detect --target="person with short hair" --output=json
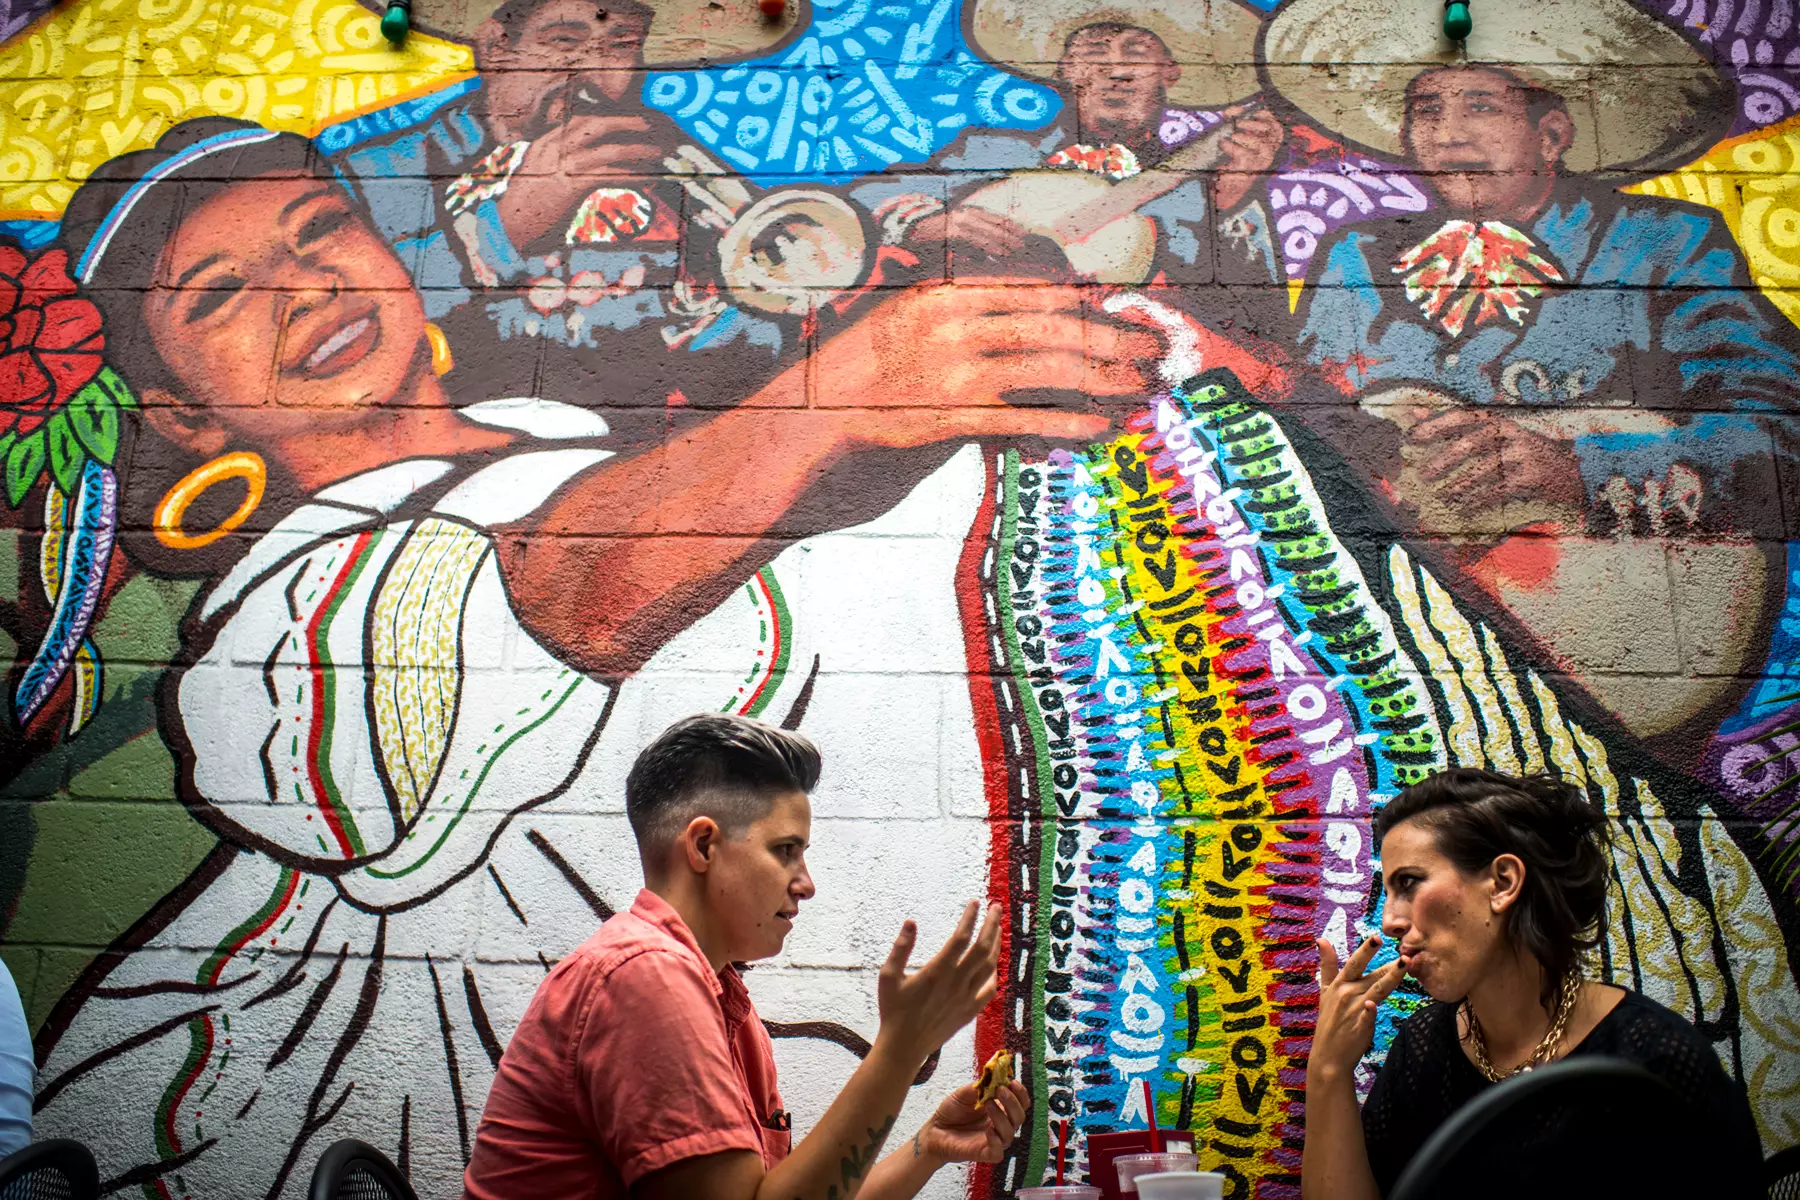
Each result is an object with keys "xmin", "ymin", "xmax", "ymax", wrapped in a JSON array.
[
  {"xmin": 1301, "ymin": 768, "xmax": 1764, "ymax": 1200},
  {"xmin": 463, "ymin": 713, "xmax": 1029, "ymax": 1200}
]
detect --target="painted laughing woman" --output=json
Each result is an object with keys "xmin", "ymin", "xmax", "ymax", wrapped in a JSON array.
[{"xmin": 27, "ymin": 118, "xmax": 1150, "ymax": 1198}]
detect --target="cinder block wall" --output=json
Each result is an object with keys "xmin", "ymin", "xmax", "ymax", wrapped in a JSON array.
[{"xmin": 2, "ymin": 0, "xmax": 1797, "ymax": 1195}]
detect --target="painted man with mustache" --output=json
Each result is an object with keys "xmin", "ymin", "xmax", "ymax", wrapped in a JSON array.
[
  {"xmin": 854, "ymin": 2, "xmax": 1286, "ymax": 294},
  {"xmin": 1270, "ymin": 0, "xmax": 1800, "ymax": 826},
  {"xmin": 327, "ymin": 0, "xmax": 797, "ymax": 408}
]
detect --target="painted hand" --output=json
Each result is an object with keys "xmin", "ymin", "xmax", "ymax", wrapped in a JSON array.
[
  {"xmin": 1404, "ymin": 407, "xmax": 1587, "ymax": 530},
  {"xmin": 916, "ymin": 1079, "xmax": 1030, "ymax": 1165},
  {"xmin": 812, "ymin": 280, "xmax": 1159, "ymax": 450},
  {"xmin": 1216, "ymin": 107, "xmax": 1285, "ymax": 213},
  {"xmin": 496, "ymin": 116, "xmax": 663, "ymax": 249},
  {"xmin": 1310, "ymin": 934, "xmax": 1405, "ymax": 1086},
  {"xmin": 909, "ymin": 207, "xmax": 1031, "ymax": 260}
]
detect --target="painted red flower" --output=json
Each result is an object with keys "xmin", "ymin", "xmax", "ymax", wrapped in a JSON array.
[{"xmin": 0, "ymin": 246, "xmax": 105, "ymax": 438}]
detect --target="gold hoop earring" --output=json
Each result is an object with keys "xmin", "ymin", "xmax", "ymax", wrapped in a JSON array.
[
  {"xmin": 154, "ymin": 451, "xmax": 267, "ymax": 551},
  {"xmin": 424, "ymin": 321, "xmax": 454, "ymax": 376}
]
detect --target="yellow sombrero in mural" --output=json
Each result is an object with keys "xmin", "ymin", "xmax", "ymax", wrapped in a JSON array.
[
  {"xmin": 1258, "ymin": 0, "xmax": 1731, "ymax": 173},
  {"xmin": 968, "ymin": 0, "xmax": 1264, "ymax": 110},
  {"xmin": 365, "ymin": 0, "xmax": 806, "ymax": 63}
]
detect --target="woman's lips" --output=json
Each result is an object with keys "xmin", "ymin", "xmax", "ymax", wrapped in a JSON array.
[{"xmin": 293, "ymin": 312, "xmax": 378, "ymax": 379}]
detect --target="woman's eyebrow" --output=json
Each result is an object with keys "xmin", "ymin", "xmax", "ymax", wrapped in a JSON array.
[
  {"xmin": 276, "ymin": 185, "xmax": 336, "ymax": 225},
  {"xmin": 174, "ymin": 252, "xmax": 226, "ymax": 290}
]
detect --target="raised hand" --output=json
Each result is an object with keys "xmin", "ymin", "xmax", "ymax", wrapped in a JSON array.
[
  {"xmin": 874, "ymin": 901, "xmax": 1003, "ymax": 1071},
  {"xmin": 1311, "ymin": 934, "xmax": 1406, "ymax": 1085},
  {"xmin": 1216, "ymin": 105, "xmax": 1286, "ymax": 213},
  {"xmin": 810, "ymin": 281, "xmax": 1159, "ymax": 450}
]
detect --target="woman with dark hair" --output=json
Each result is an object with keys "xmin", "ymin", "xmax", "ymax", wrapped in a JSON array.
[
  {"xmin": 29, "ymin": 116, "xmax": 1154, "ymax": 1197},
  {"xmin": 1301, "ymin": 767, "xmax": 1765, "ymax": 1200}
]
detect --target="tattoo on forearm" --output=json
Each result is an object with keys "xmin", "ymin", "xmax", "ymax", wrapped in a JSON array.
[
  {"xmin": 912, "ymin": 1130, "xmax": 922, "ymax": 1159},
  {"xmin": 814, "ymin": 1113, "xmax": 897, "ymax": 1200}
]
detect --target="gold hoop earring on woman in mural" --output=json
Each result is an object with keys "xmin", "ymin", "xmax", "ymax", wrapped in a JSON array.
[
  {"xmin": 425, "ymin": 321, "xmax": 454, "ymax": 375},
  {"xmin": 153, "ymin": 451, "xmax": 267, "ymax": 551}
]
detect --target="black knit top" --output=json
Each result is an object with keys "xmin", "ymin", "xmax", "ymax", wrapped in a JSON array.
[{"xmin": 1360, "ymin": 989, "xmax": 1764, "ymax": 1197}]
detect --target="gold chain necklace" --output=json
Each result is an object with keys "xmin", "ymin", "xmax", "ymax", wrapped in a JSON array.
[{"xmin": 1463, "ymin": 973, "xmax": 1583, "ymax": 1083}]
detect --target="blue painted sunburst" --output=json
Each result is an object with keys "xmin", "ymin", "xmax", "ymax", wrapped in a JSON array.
[{"xmin": 642, "ymin": 0, "xmax": 1062, "ymax": 185}]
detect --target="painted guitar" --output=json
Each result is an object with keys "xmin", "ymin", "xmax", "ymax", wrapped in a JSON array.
[{"xmin": 958, "ymin": 115, "xmax": 1241, "ymax": 283}]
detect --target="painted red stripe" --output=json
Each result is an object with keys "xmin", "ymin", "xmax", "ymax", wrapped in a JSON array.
[
  {"xmin": 304, "ymin": 532, "xmax": 374, "ymax": 858},
  {"xmin": 953, "ymin": 454, "xmax": 1012, "ymax": 1200},
  {"xmin": 739, "ymin": 571, "xmax": 781, "ymax": 715}
]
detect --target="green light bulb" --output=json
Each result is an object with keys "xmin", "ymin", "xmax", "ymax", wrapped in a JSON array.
[
  {"xmin": 1443, "ymin": 0, "xmax": 1472, "ymax": 40},
  {"xmin": 380, "ymin": 0, "xmax": 410, "ymax": 43}
]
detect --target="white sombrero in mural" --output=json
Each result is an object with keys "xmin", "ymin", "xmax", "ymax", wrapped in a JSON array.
[
  {"xmin": 1258, "ymin": 0, "xmax": 1731, "ymax": 173},
  {"xmin": 359, "ymin": 0, "xmax": 806, "ymax": 62},
  {"xmin": 968, "ymin": 0, "xmax": 1265, "ymax": 110}
]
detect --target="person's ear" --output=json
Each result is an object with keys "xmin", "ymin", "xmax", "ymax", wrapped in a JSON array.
[
  {"xmin": 1537, "ymin": 108, "xmax": 1575, "ymax": 170},
  {"xmin": 680, "ymin": 815, "xmax": 722, "ymax": 874},
  {"xmin": 140, "ymin": 387, "xmax": 231, "ymax": 460},
  {"xmin": 1487, "ymin": 853, "xmax": 1526, "ymax": 915},
  {"xmin": 1162, "ymin": 60, "xmax": 1182, "ymax": 90}
]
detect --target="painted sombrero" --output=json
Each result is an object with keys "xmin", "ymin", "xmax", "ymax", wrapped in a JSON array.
[
  {"xmin": 968, "ymin": 0, "xmax": 1264, "ymax": 110},
  {"xmin": 1258, "ymin": 0, "xmax": 1731, "ymax": 173},
  {"xmin": 362, "ymin": 0, "xmax": 805, "ymax": 63}
]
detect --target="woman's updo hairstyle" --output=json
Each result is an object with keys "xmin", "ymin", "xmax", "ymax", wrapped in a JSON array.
[{"xmin": 1374, "ymin": 768, "xmax": 1611, "ymax": 1003}]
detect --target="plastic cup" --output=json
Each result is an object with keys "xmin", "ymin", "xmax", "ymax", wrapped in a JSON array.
[
  {"xmin": 1113, "ymin": 1152, "xmax": 1200, "ymax": 1193},
  {"xmin": 1134, "ymin": 1173, "xmax": 1226, "ymax": 1200},
  {"xmin": 1016, "ymin": 1189, "xmax": 1102, "ymax": 1200}
]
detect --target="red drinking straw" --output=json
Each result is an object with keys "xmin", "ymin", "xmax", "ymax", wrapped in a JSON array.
[
  {"xmin": 1056, "ymin": 1118, "xmax": 1070, "ymax": 1185},
  {"xmin": 1143, "ymin": 1080, "xmax": 1161, "ymax": 1153}
]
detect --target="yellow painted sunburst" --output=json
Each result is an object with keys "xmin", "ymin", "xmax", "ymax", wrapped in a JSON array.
[
  {"xmin": 1629, "ymin": 115, "xmax": 1800, "ymax": 335},
  {"xmin": 0, "ymin": 0, "xmax": 472, "ymax": 218}
]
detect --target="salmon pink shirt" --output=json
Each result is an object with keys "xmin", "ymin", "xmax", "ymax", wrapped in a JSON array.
[{"xmin": 463, "ymin": 889, "xmax": 790, "ymax": 1198}]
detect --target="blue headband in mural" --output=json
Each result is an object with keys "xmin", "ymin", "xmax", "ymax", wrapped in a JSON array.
[{"xmin": 73, "ymin": 126, "xmax": 282, "ymax": 286}]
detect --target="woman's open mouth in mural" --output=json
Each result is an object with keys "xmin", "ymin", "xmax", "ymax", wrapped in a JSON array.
[{"xmin": 289, "ymin": 307, "xmax": 380, "ymax": 380}]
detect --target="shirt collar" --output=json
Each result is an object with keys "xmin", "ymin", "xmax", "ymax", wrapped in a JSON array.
[{"xmin": 629, "ymin": 889, "xmax": 752, "ymax": 1022}]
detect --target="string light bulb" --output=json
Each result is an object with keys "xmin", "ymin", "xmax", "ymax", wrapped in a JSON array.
[
  {"xmin": 1443, "ymin": 0, "xmax": 1472, "ymax": 40},
  {"xmin": 381, "ymin": 0, "xmax": 410, "ymax": 43}
]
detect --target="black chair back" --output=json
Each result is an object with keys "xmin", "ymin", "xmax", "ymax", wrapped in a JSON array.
[
  {"xmin": 1768, "ymin": 1143, "xmax": 1800, "ymax": 1200},
  {"xmin": 1388, "ymin": 1056, "xmax": 1729, "ymax": 1200},
  {"xmin": 0, "ymin": 1140, "xmax": 99, "ymax": 1200},
  {"xmin": 306, "ymin": 1139, "xmax": 419, "ymax": 1200}
]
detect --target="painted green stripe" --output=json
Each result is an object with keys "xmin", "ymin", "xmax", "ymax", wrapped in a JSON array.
[
  {"xmin": 367, "ymin": 672, "xmax": 587, "ymax": 879},
  {"xmin": 742, "ymin": 566, "xmax": 793, "ymax": 719},
  {"xmin": 313, "ymin": 530, "xmax": 384, "ymax": 858}
]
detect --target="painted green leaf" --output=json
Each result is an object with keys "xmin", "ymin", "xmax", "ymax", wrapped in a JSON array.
[
  {"xmin": 5, "ymin": 431, "xmax": 45, "ymax": 508},
  {"xmin": 46, "ymin": 411, "xmax": 85, "ymax": 495},
  {"xmin": 66, "ymin": 390, "xmax": 120, "ymax": 465},
  {"xmin": 90, "ymin": 365, "xmax": 138, "ymax": 412}
]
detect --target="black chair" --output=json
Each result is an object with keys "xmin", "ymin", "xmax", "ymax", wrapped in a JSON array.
[
  {"xmin": 307, "ymin": 1139, "xmax": 419, "ymax": 1200},
  {"xmin": 1768, "ymin": 1143, "xmax": 1800, "ymax": 1200},
  {"xmin": 1388, "ymin": 1056, "xmax": 1738, "ymax": 1200},
  {"xmin": 0, "ymin": 1140, "xmax": 99, "ymax": 1200}
]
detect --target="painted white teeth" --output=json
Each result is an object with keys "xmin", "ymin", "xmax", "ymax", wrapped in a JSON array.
[{"xmin": 305, "ymin": 316, "xmax": 370, "ymax": 371}]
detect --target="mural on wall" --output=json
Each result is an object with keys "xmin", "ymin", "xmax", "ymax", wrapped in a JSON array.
[{"xmin": 2, "ymin": 0, "xmax": 1800, "ymax": 1196}]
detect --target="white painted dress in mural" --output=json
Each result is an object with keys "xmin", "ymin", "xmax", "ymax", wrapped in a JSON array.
[{"xmin": 34, "ymin": 398, "xmax": 991, "ymax": 1200}]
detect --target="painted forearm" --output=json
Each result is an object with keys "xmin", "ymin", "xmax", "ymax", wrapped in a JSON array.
[{"xmin": 498, "ymin": 360, "xmax": 863, "ymax": 675}]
